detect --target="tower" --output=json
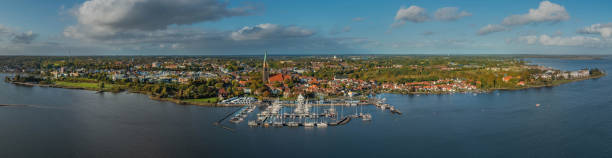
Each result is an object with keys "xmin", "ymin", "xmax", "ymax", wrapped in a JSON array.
[{"xmin": 262, "ymin": 51, "xmax": 269, "ymax": 84}]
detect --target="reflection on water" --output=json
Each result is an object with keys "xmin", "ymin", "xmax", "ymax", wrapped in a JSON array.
[{"xmin": 1, "ymin": 57, "xmax": 611, "ymax": 157}]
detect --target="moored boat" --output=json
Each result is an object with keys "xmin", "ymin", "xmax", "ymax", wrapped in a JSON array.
[{"xmin": 316, "ymin": 122, "xmax": 327, "ymax": 128}]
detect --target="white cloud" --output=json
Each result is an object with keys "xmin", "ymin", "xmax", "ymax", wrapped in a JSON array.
[
  {"xmin": 502, "ymin": 1, "xmax": 569, "ymax": 26},
  {"xmin": 578, "ymin": 23, "xmax": 612, "ymax": 38},
  {"xmin": 352, "ymin": 17, "xmax": 365, "ymax": 22},
  {"xmin": 65, "ymin": 0, "xmax": 254, "ymax": 40},
  {"xmin": 478, "ymin": 24, "xmax": 508, "ymax": 35},
  {"xmin": 519, "ymin": 34, "xmax": 604, "ymax": 47},
  {"xmin": 434, "ymin": 7, "xmax": 471, "ymax": 21},
  {"xmin": 230, "ymin": 23, "xmax": 314, "ymax": 41},
  {"xmin": 393, "ymin": 5, "xmax": 428, "ymax": 27}
]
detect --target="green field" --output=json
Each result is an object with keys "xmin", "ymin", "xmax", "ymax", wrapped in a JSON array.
[
  {"xmin": 55, "ymin": 81, "xmax": 100, "ymax": 89},
  {"xmin": 54, "ymin": 81, "xmax": 116, "ymax": 90},
  {"xmin": 183, "ymin": 97, "xmax": 218, "ymax": 103}
]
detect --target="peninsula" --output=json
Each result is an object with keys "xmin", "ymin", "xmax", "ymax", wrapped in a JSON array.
[{"xmin": 1, "ymin": 55, "xmax": 605, "ymax": 106}]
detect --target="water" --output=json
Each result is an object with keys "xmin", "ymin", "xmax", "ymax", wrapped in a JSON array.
[{"xmin": 1, "ymin": 57, "xmax": 611, "ymax": 158}]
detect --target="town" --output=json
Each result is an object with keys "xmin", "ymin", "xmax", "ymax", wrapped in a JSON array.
[{"xmin": 1, "ymin": 55, "xmax": 605, "ymax": 106}]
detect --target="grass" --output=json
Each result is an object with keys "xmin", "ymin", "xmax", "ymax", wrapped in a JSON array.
[
  {"xmin": 183, "ymin": 97, "xmax": 218, "ymax": 103},
  {"xmin": 55, "ymin": 81, "xmax": 100, "ymax": 89},
  {"xmin": 54, "ymin": 81, "xmax": 117, "ymax": 91}
]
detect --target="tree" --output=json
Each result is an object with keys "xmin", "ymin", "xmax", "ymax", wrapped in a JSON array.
[
  {"xmin": 215, "ymin": 83, "xmax": 224, "ymax": 89},
  {"xmin": 98, "ymin": 82, "xmax": 105, "ymax": 90},
  {"xmin": 160, "ymin": 87, "xmax": 168, "ymax": 98}
]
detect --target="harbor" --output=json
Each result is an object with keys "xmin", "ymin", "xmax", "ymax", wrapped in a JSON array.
[{"xmin": 217, "ymin": 95, "xmax": 397, "ymax": 128}]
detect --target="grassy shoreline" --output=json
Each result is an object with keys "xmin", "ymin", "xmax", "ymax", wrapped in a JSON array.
[{"xmin": 5, "ymin": 73, "xmax": 606, "ymax": 106}]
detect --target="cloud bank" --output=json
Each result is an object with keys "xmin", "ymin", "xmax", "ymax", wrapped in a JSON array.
[
  {"xmin": 0, "ymin": 24, "xmax": 39, "ymax": 44},
  {"xmin": 393, "ymin": 6, "xmax": 429, "ymax": 27},
  {"xmin": 519, "ymin": 34, "xmax": 605, "ymax": 47},
  {"xmin": 65, "ymin": 0, "xmax": 254, "ymax": 41},
  {"xmin": 578, "ymin": 23, "xmax": 612, "ymax": 38},
  {"xmin": 230, "ymin": 23, "xmax": 314, "ymax": 41},
  {"xmin": 478, "ymin": 24, "xmax": 508, "ymax": 35},
  {"xmin": 480, "ymin": 1, "xmax": 569, "ymax": 35},
  {"xmin": 502, "ymin": 1, "xmax": 569, "ymax": 26},
  {"xmin": 434, "ymin": 7, "xmax": 472, "ymax": 21}
]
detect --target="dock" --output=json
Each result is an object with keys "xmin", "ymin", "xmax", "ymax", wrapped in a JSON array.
[{"xmin": 216, "ymin": 95, "xmax": 398, "ymax": 129}]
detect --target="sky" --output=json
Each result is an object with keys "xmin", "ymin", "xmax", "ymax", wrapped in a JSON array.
[{"xmin": 0, "ymin": 0, "xmax": 611, "ymax": 55}]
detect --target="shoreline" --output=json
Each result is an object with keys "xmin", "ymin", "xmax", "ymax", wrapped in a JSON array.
[
  {"xmin": 5, "ymin": 73, "xmax": 605, "ymax": 107},
  {"xmin": 488, "ymin": 73, "xmax": 605, "ymax": 92}
]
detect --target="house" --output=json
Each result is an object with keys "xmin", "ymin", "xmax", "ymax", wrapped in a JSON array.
[
  {"xmin": 333, "ymin": 75, "xmax": 349, "ymax": 82},
  {"xmin": 502, "ymin": 76, "xmax": 513, "ymax": 82},
  {"xmin": 243, "ymin": 88, "xmax": 251, "ymax": 94},
  {"xmin": 570, "ymin": 70, "xmax": 590, "ymax": 79},
  {"xmin": 152, "ymin": 62, "xmax": 161, "ymax": 68}
]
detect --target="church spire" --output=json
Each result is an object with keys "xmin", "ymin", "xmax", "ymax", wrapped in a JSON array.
[{"xmin": 262, "ymin": 51, "xmax": 270, "ymax": 84}]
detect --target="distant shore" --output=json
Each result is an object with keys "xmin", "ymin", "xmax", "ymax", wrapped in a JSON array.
[
  {"xmin": 5, "ymin": 72, "xmax": 605, "ymax": 107},
  {"xmin": 521, "ymin": 55, "xmax": 607, "ymax": 60},
  {"xmin": 490, "ymin": 73, "xmax": 606, "ymax": 91}
]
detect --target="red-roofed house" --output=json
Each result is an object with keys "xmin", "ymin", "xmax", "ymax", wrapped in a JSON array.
[{"xmin": 503, "ymin": 76, "xmax": 513, "ymax": 82}]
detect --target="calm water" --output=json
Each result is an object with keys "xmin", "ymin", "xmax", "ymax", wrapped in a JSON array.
[{"xmin": 1, "ymin": 57, "xmax": 611, "ymax": 158}]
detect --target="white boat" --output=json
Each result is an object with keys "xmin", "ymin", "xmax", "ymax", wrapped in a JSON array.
[
  {"xmin": 273, "ymin": 122, "xmax": 283, "ymax": 127},
  {"xmin": 304, "ymin": 122, "xmax": 314, "ymax": 127},
  {"xmin": 287, "ymin": 122, "xmax": 299, "ymax": 127},
  {"xmin": 248, "ymin": 120, "xmax": 257, "ymax": 126},
  {"xmin": 316, "ymin": 122, "xmax": 327, "ymax": 128},
  {"xmin": 362, "ymin": 114, "xmax": 372, "ymax": 121}
]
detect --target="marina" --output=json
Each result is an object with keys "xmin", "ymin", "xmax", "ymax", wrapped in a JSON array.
[{"xmin": 223, "ymin": 95, "xmax": 397, "ymax": 128}]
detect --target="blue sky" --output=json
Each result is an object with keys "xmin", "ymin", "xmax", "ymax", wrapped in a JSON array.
[{"xmin": 0, "ymin": 0, "xmax": 611, "ymax": 55}]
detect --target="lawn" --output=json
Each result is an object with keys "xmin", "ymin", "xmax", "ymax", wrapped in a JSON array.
[
  {"xmin": 54, "ymin": 81, "xmax": 116, "ymax": 90},
  {"xmin": 55, "ymin": 81, "xmax": 100, "ymax": 89},
  {"xmin": 183, "ymin": 97, "xmax": 218, "ymax": 103}
]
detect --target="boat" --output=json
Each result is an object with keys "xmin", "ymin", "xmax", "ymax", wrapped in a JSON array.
[
  {"xmin": 303, "ymin": 122, "xmax": 314, "ymax": 127},
  {"xmin": 246, "ymin": 105, "xmax": 255, "ymax": 113},
  {"xmin": 337, "ymin": 117, "xmax": 351, "ymax": 125},
  {"xmin": 273, "ymin": 122, "xmax": 283, "ymax": 127},
  {"xmin": 316, "ymin": 122, "xmax": 327, "ymax": 128},
  {"xmin": 362, "ymin": 114, "xmax": 372, "ymax": 121},
  {"xmin": 287, "ymin": 122, "xmax": 299, "ymax": 127},
  {"xmin": 390, "ymin": 106, "xmax": 402, "ymax": 115},
  {"xmin": 248, "ymin": 120, "xmax": 257, "ymax": 127},
  {"xmin": 327, "ymin": 106, "xmax": 336, "ymax": 117},
  {"xmin": 229, "ymin": 117, "xmax": 243, "ymax": 124}
]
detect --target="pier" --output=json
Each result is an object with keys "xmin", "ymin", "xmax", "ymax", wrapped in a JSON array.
[{"xmin": 217, "ymin": 95, "xmax": 400, "ymax": 129}]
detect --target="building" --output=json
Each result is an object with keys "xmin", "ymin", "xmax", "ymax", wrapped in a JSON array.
[
  {"xmin": 502, "ymin": 76, "xmax": 513, "ymax": 82},
  {"xmin": 570, "ymin": 70, "xmax": 590, "ymax": 79},
  {"xmin": 152, "ymin": 62, "xmax": 161, "ymax": 68},
  {"xmin": 262, "ymin": 51, "xmax": 270, "ymax": 84},
  {"xmin": 269, "ymin": 74, "xmax": 291, "ymax": 83}
]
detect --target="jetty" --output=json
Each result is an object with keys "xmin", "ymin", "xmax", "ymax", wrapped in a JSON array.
[
  {"xmin": 245, "ymin": 95, "xmax": 369, "ymax": 128},
  {"xmin": 217, "ymin": 95, "xmax": 394, "ymax": 129},
  {"xmin": 373, "ymin": 97, "xmax": 402, "ymax": 115}
]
